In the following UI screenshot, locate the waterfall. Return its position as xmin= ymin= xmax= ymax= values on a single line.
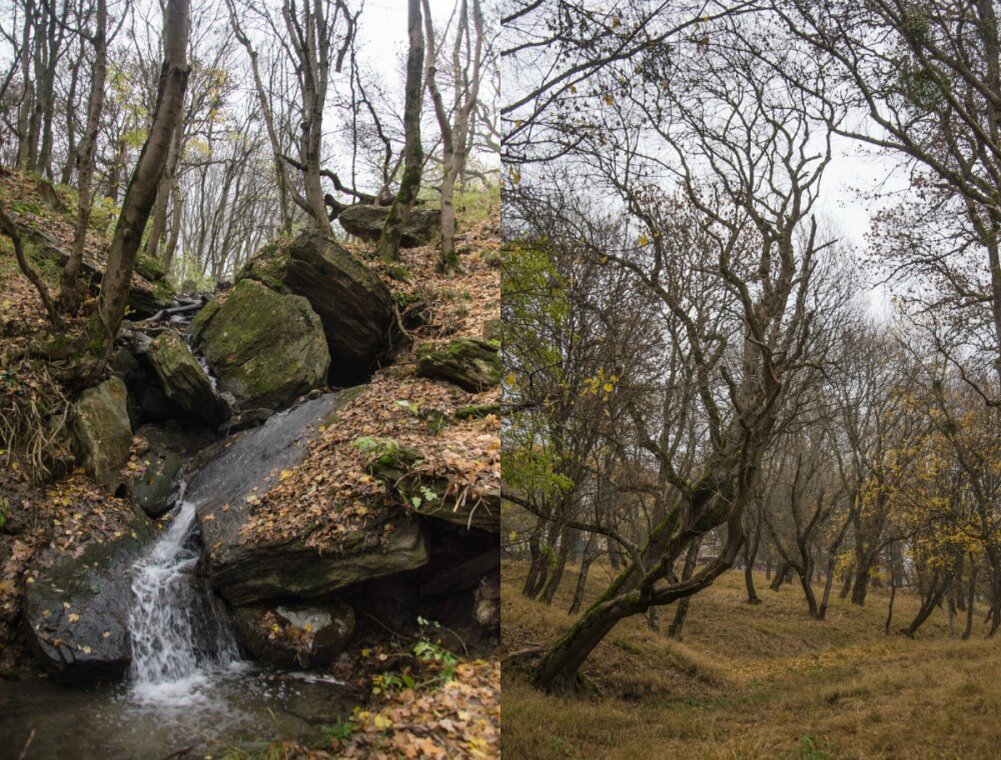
xmin=127 ymin=491 xmax=241 ymax=704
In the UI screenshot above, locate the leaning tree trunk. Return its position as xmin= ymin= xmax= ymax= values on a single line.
xmin=94 ymin=0 xmax=190 ymax=361
xmin=60 ymin=0 xmax=107 ymax=312
xmin=378 ymin=0 xmax=424 ymax=261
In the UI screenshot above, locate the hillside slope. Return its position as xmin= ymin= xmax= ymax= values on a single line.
xmin=503 ymin=560 xmax=1001 ymax=759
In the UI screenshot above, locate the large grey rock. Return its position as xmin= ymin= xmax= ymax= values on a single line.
xmin=416 ymin=337 xmax=501 ymax=393
xmin=187 ymin=389 xmax=427 ymax=605
xmin=239 ymin=232 xmax=399 ymax=385
xmin=190 ymin=279 xmax=330 ymax=410
xmin=71 ymin=377 xmax=132 ymax=490
xmin=233 ymin=603 xmax=355 ymax=668
xmin=147 ymin=329 xmax=228 ymax=426
xmin=23 ymin=503 xmax=153 ymax=683
xmin=338 ymin=204 xmax=441 ymax=248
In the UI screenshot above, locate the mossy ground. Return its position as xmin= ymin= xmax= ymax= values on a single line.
xmin=502 ymin=560 xmax=1001 ymax=759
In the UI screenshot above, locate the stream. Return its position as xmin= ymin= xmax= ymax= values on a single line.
xmin=0 ymin=492 xmax=357 ymax=759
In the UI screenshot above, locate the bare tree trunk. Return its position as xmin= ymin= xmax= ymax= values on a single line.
xmin=145 ymin=121 xmax=184 ymax=259
xmin=568 ymin=534 xmax=598 ymax=615
xmin=884 ymin=579 xmax=896 ymax=635
xmin=378 ymin=0 xmax=424 ymax=261
xmin=744 ymin=523 xmax=762 ymax=604
xmin=15 ymin=0 xmax=35 ymax=170
xmin=963 ymin=554 xmax=977 ymax=640
xmin=60 ymin=0 xmax=107 ymax=312
xmin=162 ymin=181 xmax=183 ymax=274
xmin=421 ymin=0 xmax=483 ymax=272
xmin=540 ymin=527 xmax=572 ymax=605
xmin=94 ymin=0 xmax=190 ymax=361
xmin=669 ymin=539 xmax=703 ymax=638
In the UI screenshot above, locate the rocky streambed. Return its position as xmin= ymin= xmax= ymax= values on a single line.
xmin=4 ymin=229 xmax=501 ymax=757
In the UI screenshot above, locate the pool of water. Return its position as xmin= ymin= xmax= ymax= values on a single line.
xmin=0 ymin=663 xmax=356 ymax=759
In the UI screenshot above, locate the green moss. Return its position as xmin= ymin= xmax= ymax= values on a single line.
xmin=237 ymin=238 xmax=293 ymax=292
xmin=135 ymin=253 xmax=166 ymax=282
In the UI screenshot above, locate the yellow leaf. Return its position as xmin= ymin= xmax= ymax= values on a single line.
xmin=68 ymin=613 xmax=80 ymax=623
xmin=637 ymin=235 xmax=650 ymax=246
xmin=279 ymin=469 xmax=293 ymax=481
xmin=373 ymin=715 xmax=394 ymax=730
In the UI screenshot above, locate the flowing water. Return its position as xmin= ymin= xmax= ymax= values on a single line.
xmin=127 ymin=490 xmax=241 ymax=706
xmin=0 ymin=493 xmax=356 ymax=759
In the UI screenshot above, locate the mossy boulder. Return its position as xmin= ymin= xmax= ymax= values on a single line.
xmin=71 ymin=377 xmax=132 ymax=490
xmin=190 ymin=279 xmax=330 ymax=410
xmin=416 ymin=337 xmax=501 ymax=393
xmin=23 ymin=502 xmax=153 ymax=683
xmin=338 ymin=204 xmax=441 ymax=248
xmin=239 ymin=231 xmax=399 ymax=385
xmin=127 ymin=276 xmax=174 ymax=318
xmin=134 ymin=253 xmax=166 ymax=282
xmin=147 ymin=329 xmax=229 ymax=426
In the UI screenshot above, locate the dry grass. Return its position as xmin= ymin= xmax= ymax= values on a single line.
xmin=502 ymin=559 xmax=1001 ymax=759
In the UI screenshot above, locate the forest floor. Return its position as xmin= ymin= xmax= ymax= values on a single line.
xmin=1 ymin=170 xmax=501 ymax=758
xmin=502 ymin=559 xmax=1001 ymax=759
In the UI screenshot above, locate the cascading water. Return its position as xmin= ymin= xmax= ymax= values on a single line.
xmin=127 ymin=486 xmax=242 ymax=706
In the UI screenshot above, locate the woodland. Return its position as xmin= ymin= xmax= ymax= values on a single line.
xmin=0 ymin=0 xmax=500 ymax=757
xmin=501 ymin=0 xmax=1001 ymax=757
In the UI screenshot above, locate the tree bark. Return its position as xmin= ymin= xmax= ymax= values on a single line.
xmin=378 ymin=0 xmax=424 ymax=260
xmin=94 ymin=0 xmax=190 ymax=358
xmin=60 ymin=0 xmax=107 ymax=312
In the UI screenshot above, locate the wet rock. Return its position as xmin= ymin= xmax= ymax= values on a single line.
xmin=71 ymin=377 xmax=132 ymax=490
xmin=190 ymin=279 xmax=330 ymax=410
xmin=338 ymin=204 xmax=441 ymax=248
xmin=416 ymin=337 xmax=501 ymax=393
xmin=129 ymin=424 xmax=215 ymax=517
xmin=23 ymin=504 xmax=153 ymax=684
xmin=130 ymin=449 xmax=182 ymax=517
xmin=233 ymin=604 xmax=355 ymax=668
xmin=147 ymin=329 xmax=229 ymax=426
xmin=220 ymin=407 xmax=274 ymax=435
xmin=187 ymin=389 xmax=428 ymax=605
xmin=239 ymin=232 xmax=399 ymax=385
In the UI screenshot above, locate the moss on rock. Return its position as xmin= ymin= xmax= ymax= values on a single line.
xmin=192 ymin=279 xmax=330 ymax=410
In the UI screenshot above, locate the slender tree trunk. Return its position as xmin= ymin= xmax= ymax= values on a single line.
xmin=743 ymin=519 xmax=761 ymax=604
xmin=378 ymin=0 xmax=424 ymax=261
xmin=60 ymin=0 xmax=107 ymax=312
xmin=162 ymin=181 xmax=183 ymax=274
xmin=145 ymin=121 xmax=183 ymax=259
xmin=963 ymin=554 xmax=977 ymax=640
xmin=770 ymin=561 xmax=789 ymax=591
xmin=94 ymin=0 xmax=190 ymax=361
xmin=568 ymin=534 xmax=598 ymax=615
xmin=540 ymin=527 xmax=572 ymax=605
xmin=669 ymin=539 xmax=702 ymax=638
xmin=884 ymin=579 xmax=896 ymax=635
